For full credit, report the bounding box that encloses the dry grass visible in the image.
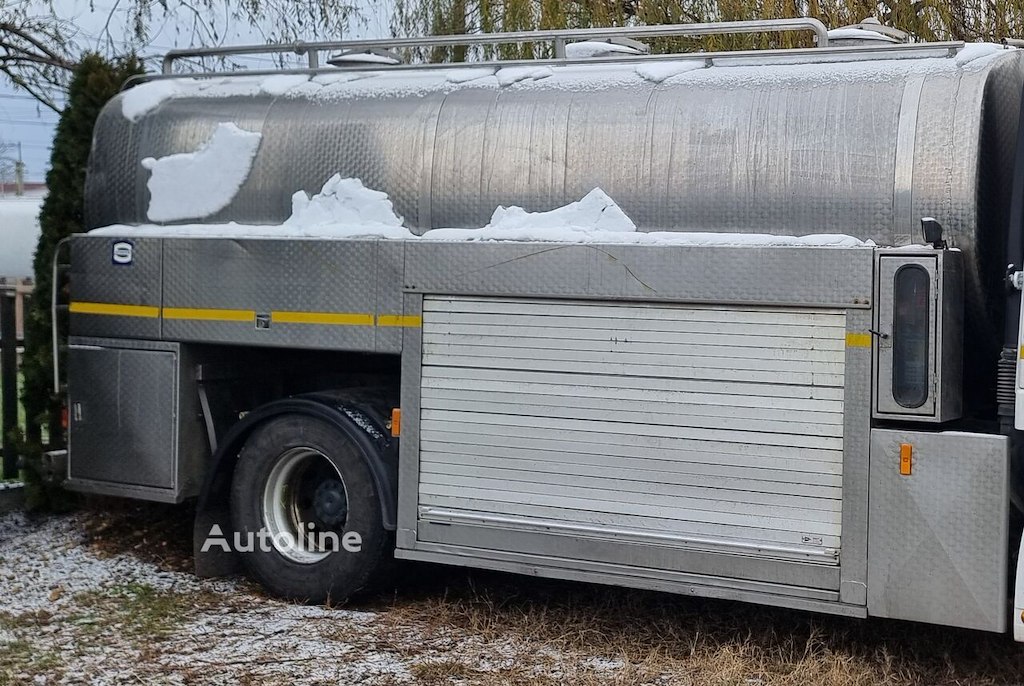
[68,502,1024,686]
[353,563,1024,685]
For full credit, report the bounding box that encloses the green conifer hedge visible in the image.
[19,53,142,509]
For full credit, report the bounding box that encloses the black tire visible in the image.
[229,414,388,604]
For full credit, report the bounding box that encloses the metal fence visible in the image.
[1,279,32,480]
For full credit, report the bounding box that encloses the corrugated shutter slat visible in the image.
[418,296,845,564]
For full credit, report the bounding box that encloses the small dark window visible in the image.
[892,264,930,408]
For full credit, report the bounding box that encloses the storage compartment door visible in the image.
[68,345,178,489]
[875,255,938,417]
[868,429,1008,632]
[418,296,846,566]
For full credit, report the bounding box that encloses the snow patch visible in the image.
[488,187,635,233]
[312,72,366,85]
[330,51,402,65]
[121,80,183,121]
[95,177,871,248]
[636,61,705,83]
[956,42,1008,65]
[826,28,899,42]
[446,67,497,83]
[284,174,412,238]
[565,41,644,58]
[189,76,259,98]
[422,226,870,247]
[582,656,627,671]
[258,74,311,96]
[0,512,238,615]
[142,122,262,223]
[496,66,554,86]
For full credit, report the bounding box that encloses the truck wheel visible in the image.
[229,414,387,604]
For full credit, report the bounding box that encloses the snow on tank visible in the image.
[824,18,909,46]
[92,175,872,249]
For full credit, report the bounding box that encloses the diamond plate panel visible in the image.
[160,238,383,350]
[69,235,162,339]
[375,240,407,354]
[867,428,1009,633]
[839,307,872,605]
[405,242,874,308]
[67,337,209,502]
[84,106,143,230]
[68,343,176,488]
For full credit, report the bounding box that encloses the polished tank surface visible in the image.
[84,45,1024,413]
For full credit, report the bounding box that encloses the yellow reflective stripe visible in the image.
[377,315,422,328]
[272,311,374,326]
[69,301,160,318]
[159,307,419,327]
[76,303,421,327]
[161,307,254,322]
[1019,345,1024,360]
[846,332,872,348]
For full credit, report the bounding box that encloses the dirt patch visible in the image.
[80,497,195,573]
[2,506,1024,685]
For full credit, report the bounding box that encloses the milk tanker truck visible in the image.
[61,17,1024,638]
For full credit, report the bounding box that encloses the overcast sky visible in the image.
[1,0,392,182]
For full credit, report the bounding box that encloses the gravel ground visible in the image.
[3,507,1024,685]
[0,510,638,685]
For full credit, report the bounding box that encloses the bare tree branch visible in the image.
[0,0,362,109]
[0,68,60,112]
[0,21,73,65]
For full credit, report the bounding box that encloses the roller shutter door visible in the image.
[418,296,845,564]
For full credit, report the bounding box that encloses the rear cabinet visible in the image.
[67,338,207,502]
[868,429,1009,632]
[873,250,963,422]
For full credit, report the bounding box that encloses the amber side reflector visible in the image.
[391,408,401,437]
[899,443,913,475]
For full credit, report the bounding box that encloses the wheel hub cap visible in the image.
[313,479,348,527]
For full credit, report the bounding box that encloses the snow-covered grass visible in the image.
[2,507,1024,685]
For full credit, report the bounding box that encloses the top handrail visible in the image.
[161,18,831,75]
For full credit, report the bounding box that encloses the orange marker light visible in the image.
[899,443,913,475]
[391,408,401,438]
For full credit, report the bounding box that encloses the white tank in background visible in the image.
[0,189,44,279]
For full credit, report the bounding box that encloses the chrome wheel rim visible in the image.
[261,446,348,564]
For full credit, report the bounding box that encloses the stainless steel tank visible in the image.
[84,44,1024,411]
